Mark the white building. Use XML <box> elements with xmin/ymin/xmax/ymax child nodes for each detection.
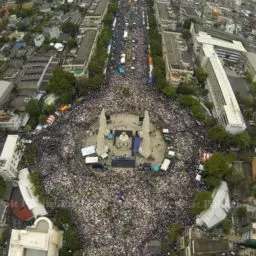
<box><xmin>201</xmin><ymin>44</ymin><xmax>246</xmax><ymax>134</ymax></box>
<box><xmin>196</xmin><ymin>181</ymin><xmax>230</xmax><ymax>229</ymax></box>
<box><xmin>191</xmin><ymin>29</ymin><xmax>246</xmax><ymax>62</ymax></box>
<box><xmin>0</xmin><ymin>111</ymin><xmax>22</xmax><ymax>131</ymax></box>
<box><xmin>34</xmin><ymin>34</ymin><xmax>45</xmax><ymax>47</ymax></box>
<box><xmin>8</xmin><ymin>217</ymin><xmax>63</xmax><ymax>256</ymax></box>
<box><xmin>0</xmin><ymin>135</ymin><xmax>23</xmax><ymax>180</ymax></box>
<box><xmin>18</xmin><ymin>168</ymin><xmax>47</xmax><ymax>218</ymax></box>
<box><xmin>0</xmin><ymin>80</ymin><xmax>14</xmax><ymax>107</ymax></box>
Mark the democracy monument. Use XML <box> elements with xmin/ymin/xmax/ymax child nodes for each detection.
<box><xmin>82</xmin><ymin>109</ymin><xmax>166</xmax><ymax>169</ymax></box>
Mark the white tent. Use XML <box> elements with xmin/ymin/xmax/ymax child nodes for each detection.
<box><xmin>161</xmin><ymin>159</ymin><xmax>171</xmax><ymax>171</ymax></box>
<box><xmin>196</xmin><ymin>181</ymin><xmax>230</xmax><ymax>229</ymax></box>
<box><xmin>81</xmin><ymin>146</ymin><xmax>96</xmax><ymax>156</ymax></box>
<box><xmin>18</xmin><ymin>168</ymin><xmax>47</xmax><ymax>218</ymax></box>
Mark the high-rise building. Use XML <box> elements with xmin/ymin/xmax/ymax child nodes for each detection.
<box><xmin>0</xmin><ymin>135</ymin><xmax>23</xmax><ymax>180</ymax></box>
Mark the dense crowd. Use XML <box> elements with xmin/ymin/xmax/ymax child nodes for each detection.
<box><xmin>30</xmin><ymin>0</ymin><xmax>207</xmax><ymax>255</ymax></box>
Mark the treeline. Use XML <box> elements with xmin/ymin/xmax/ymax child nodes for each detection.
<box><xmin>147</xmin><ymin>0</ymin><xmax>175</xmax><ymax>97</ymax></box>
<box><xmin>87</xmin><ymin>0</ymin><xmax>118</xmax><ymax>89</ymax></box>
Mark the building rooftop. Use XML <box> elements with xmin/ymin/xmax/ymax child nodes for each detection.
<box><xmin>194</xmin><ymin>239</ymin><xmax>230</xmax><ymax>255</ymax></box>
<box><xmin>197</xmin><ymin>32</ymin><xmax>247</xmax><ymax>53</ymax></box>
<box><xmin>0</xmin><ymin>80</ymin><xmax>13</xmax><ymax>103</ymax></box>
<box><xmin>88</xmin><ymin>0</ymin><xmax>108</xmax><ymax>16</ymax></box>
<box><xmin>181</xmin><ymin>6</ymin><xmax>198</xmax><ymax>16</ymax></box>
<box><xmin>156</xmin><ymin>2</ymin><xmax>169</xmax><ymax>20</ymax></box>
<box><xmin>196</xmin><ymin>181</ymin><xmax>230</xmax><ymax>229</ymax></box>
<box><xmin>203</xmin><ymin>44</ymin><xmax>245</xmax><ymax>127</ymax></box>
<box><xmin>163</xmin><ymin>32</ymin><xmax>180</xmax><ymax>69</ymax></box>
<box><xmin>18</xmin><ymin>168</ymin><xmax>47</xmax><ymax>219</ymax></box>
<box><xmin>0</xmin><ymin>135</ymin><xmax>19</xmax><ymax>164</ymax></box>
<box><xmin>8</xmin><ymin>217</ymin><xmax>63</xmax><ymax>256</ymax></box>
<box><xmin>246</xmin><ymin>52</ymin><xmax>256</xmax><ymax>71</ymax></box>
<box><xmin>74</xmin><ymin>29</ymin><xmax>97</xmax><ymax>65</ymax></box>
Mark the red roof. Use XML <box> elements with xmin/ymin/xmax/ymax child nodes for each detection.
<box><xmin>9</xmin><ymin>188</ymin><xmax>33</xmax><ymax>221</ymax></box>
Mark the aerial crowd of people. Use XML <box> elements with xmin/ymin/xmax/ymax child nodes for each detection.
<box><xmin>29</xmin><ymin>0</ymin><xmax>209</xmax><ymax>254</ymax></box>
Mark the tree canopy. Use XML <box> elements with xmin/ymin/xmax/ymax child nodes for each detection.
<box><xmin>61</xmin><ymin>22</ymin><xmax>79</xmax><ymax>37</ymax></box>
<box><xmin>194</xmin><ymin>66</ymin><xmax>208</xmax><ymax>86</ymax></box>
<box><xmin>190</xmin><ymin>190</ymin><xmax>212</xmax><ymax>215</ymax></box>
<box><xmin>0</xmin><ymin>176</ymin><xmax>6</xmax><ymax>198</ymax></box>
<box><xmin>204</xmin><ymin>152</ymin><xmax>234</xmax><ymax>188</ymax></box>
<box><xmin>47</xmin><ymin>67</ymin><xmax>76</xmax><ymax>103</ymax></box>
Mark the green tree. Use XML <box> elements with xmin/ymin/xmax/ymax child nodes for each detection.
<box><xmin>29</xmin><ymin>172</ymin><xmax>44</xmax><ymax>203</ymax></box>
<box><xmin>25</xmin><ymin>99</ymin><xmax>41</xmax><ymax>118</ymax></box>
<box><xmin>0</xmin><ymin>176</ymin><xmax>6</xmax><ymax>198</ymax></box>
<box><xmin>222</xmin><ymin>218</ymin><xmax>232</xmax><ymax>235</ymax></box>
<box><xmin>239</xmin><ymin>151</ymin><xmax>253</xmax><ymax>162</ymax></box>
<box><xmin>190</xmin><ymin>190</ymin><xmax>212</xmax><ymax>215</ymax></box>
<box><xmin>43</xmin><ymin>104</ymin><xmax>56</xmax><ymax>115</ymax></box>
<box><xmin>231</xmin><ymin>131</ymin><xmax>250</xmax><ymax>149</ymax></box>
<box><xmin>76</xmin><ymin>78</ymin><xmax>89</xmax><ymax>95</ymax></box>
<box><xmin>208</xmin><ymin>125</ymin><xmax>229</xmax><ymax>145</ymax></box>
<box><xmin>67</xmin><ymin>37</ymin><xmax>77</xmax><ymax>50</ymax></box>
<box><xmin>182</xmin><ymin>29</ymin><xmax>191</xmax><ymax>40</ymax></box>
<box><xmin>38</xmin><ymin>114</ymin><xmax>47</xmax><ymax>125</ymax></box>
<box><xmin>60</xmin><ymin>228</ymin><xmax>81</xmax><ymax>256</ymax></box>
<box><xmin>162</xmin><ymin>84</ymin><xmax>176</xmax><ymax>97</ymax></box>
<box><xmin>204</xmin><ymin>152</ymin><xmax>233</xmax><ymax>188</ymax></box>
<box><xmin>73</xmin><ymin>251</ymin><xmax>83</xmax><ymax>256</ymax></box>
<box><xmin>167</xmin><ymin>224</ymin><xmax>180</xmax><ymax>243</ymax></box>
<box><xmin>192</xmin><ymin>104</ymin><xmax>205</xmax><ymax>121</ymax></box>
<box><xmin>61</xmin><ymin>22</ymin><xmax>79</xmax><ymax>37</ymax></box>
<box><xmin>236</xmin><ymin>206</ymin><xmax>247</xmax><ymax>219</ymax></box>
<box><xmin>54</xmin><ymin>208</ymin><xmax>71</xmax><ymax>229</ymax></box>
<box><xmin>47</xmin><ymin>67</ymin><xmax>76</xmax><ymax>103</ymax></box>
<box><xmin>194</xmin><ymin>66</ymin><xmax>208</xmax><ymax>86</ymax></box>
<box><xmin>0</xmin><ymin>226</ymin><xmax>9</xmax><ymax>247</ymax></box>
<box><xmin>179</xmin><ymin>95</ymin><xmax>198</xmax><ymax>107</ymax></box>
<box><xmin>226</xmin><ymin>168</ymin><xmax>245</xmax><ymax>189</ymax></box>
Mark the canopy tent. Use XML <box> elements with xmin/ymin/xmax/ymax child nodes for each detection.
<box><xmin>118</xmin><ymin>67</ymin><xmax>125</xmax><ymax>74</ymax></box>
<box><xmin>81</xmin><ymin>146</ymin><xmax>96</xmax><ymax>156</ymax></box>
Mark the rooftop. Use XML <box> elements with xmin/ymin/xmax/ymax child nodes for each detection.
<box><xmin>181</xmin><ymin>6</ymin><xmax>198</xmax><ymax>16</ymax></box>
<box><xmin>0</xmin><ymin>135</ymin><xmax>19</xmax><ymax>164</ymax></box>
<box><xmin>196</xmin><ymin>181</ymin><xmax>230</xmax><ymax>229</ymax></box>
<box><xmin>197</xmin><ymin>32</ymin><xmax>247</xmax><ymax>53</ymax></box>
<box><xmin>246</xmin><ymin>52</ymin><xmax>256</xmax><ymax>71</ymax></box>
<box><xmin>18</xmin><ymin>168</ymin><xmax>47</xmax><ymax>218</ymax></box>
<box><xmin>8</xmin><ymin>217</ymin><xmax>63</xmax><ymax>256</ymax></box>
<box><xmin>194</xmin><ymin>239</ymin><xmax>230</xmax><ymax>254</ymax></box>
<box><xmin>156</xmin><ymin>2</ymin><xmax>169</xmax><ymax>20</ymax></box>
<box><xmin>74</xmin><ymin>29</ymin><xmax>97</xmax><ymax>65</ymax></box>
<box><xmin>203</xmin><ymin>44</ymin><xmax>245</xmax><ymax>127</ymax></box>
<box><xmin>91</xmin><ymin>0</ymin><xmax>108</xmax><ymax>16</ymax></box>
<box><xmin>163</xmin><ymin>32</ymin><xmax>180</xmax><ymax>69</ymax></box>
<box><xmin>0</xmin><ymin>80</ymin><xmax>13</xmax><ymax>102</ymax></box>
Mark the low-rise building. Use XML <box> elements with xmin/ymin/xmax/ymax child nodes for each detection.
<box><xmin>178</xmin><ymin>226</ymin><xmax>230</xmax><ymax>256</ymax></box>
<box><xmin>0</xmin><ymin>111</ymin><xmax>22</xmax><ymax>131</ymax></box>
<box><xmin>0</xmin><ymin>135</ymin><xmax>23</xmax><ymax>180</ymax></box>
<box><xmin>191</xmin><ymin>27</ymin><xmax>247</xmax><ymax>63</ymax></box>
<box><xmin>196</xmin><ymin>181</ymin><xmax>230</xmax><ymax>229</ymax></box>
<box><xmin>34</xmin><ymin>34</ymin><xmax>45</xmax><ymax>47</ymax></box>
<box><xmin>8</xmin><ymin>217</ymin><xmax>63</xmax><ymax>256</ymax></box>
<box><xmin>61</xmin><ymin>11</ymin><xmax>82</xmax><ymax>25</ymax></box>
<box><xmin>80</xmin><ymin>0</ymin><xmax>109</xmax><ymax>29</ymax></box>
<box><xmin>245</xmin><ymin>52</ymin><xmax>256</xmax><ymax>82</ymax></box>
<box><xmin>0</xmin><ymin>80</ymin><xmax>13</xmax><ymax>107</ymax></box>
<box><xmin>162</xmin><ymin>31</ymin><xmax>193</xmax><ymax>85</ymax></box>
<box><xmin>201</xmin><ymin>44</ymin><xmax>246</xmax><ymax>134</ymax></box>
<box><xmin>154</xmin><ymin>0</ymin><xmax>177</xmax><ymax>31</ymax></box>
<box><xmin>63</xmin><ymin>29</ymin><xmax>99</xmax><ymax>77</ymax></box>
